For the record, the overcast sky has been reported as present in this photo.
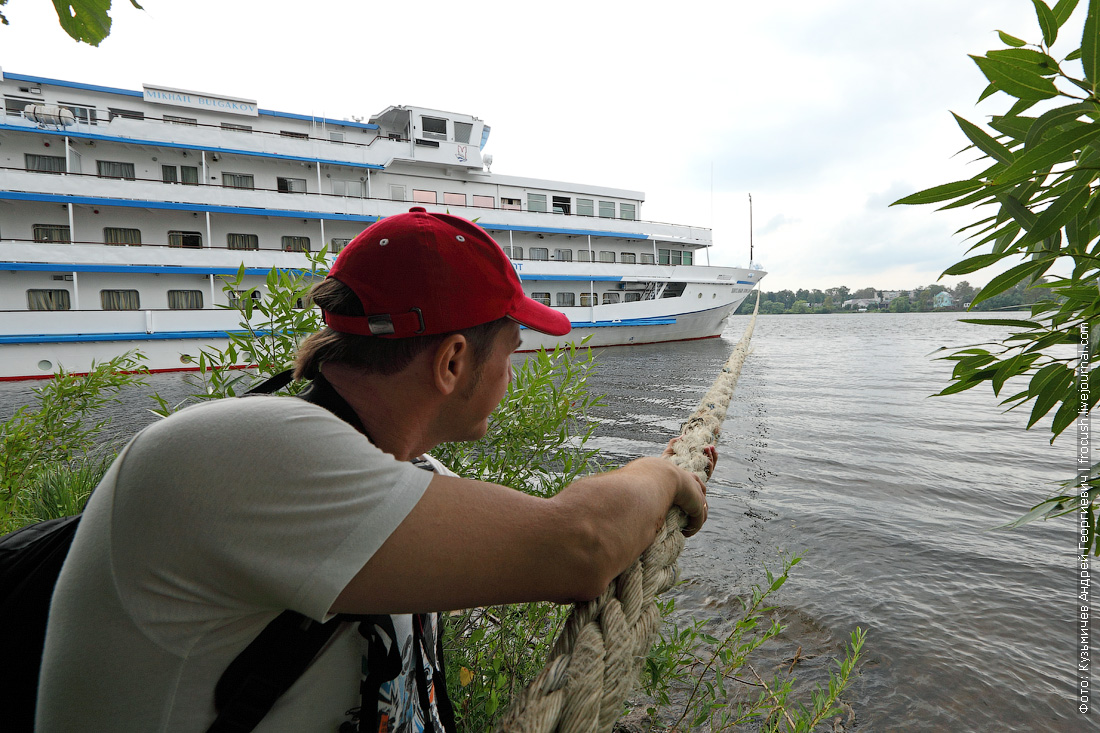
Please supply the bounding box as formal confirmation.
[0,0,1081,291]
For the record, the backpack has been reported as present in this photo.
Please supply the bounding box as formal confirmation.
[0,371,455,733]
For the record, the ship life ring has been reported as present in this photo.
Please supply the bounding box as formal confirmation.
[24,104,76,127]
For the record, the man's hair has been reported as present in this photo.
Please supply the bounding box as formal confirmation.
[294,278,512,380]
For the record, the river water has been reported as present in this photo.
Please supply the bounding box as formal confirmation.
[0,312,1086,731]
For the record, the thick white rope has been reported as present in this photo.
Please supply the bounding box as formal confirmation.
[496,298,759,733]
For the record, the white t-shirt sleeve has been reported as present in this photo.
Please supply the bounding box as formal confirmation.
[107,397,432,653]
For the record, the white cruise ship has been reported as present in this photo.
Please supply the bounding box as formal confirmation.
[0,70,765,381]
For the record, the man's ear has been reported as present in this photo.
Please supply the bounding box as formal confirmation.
[430,334,469,396]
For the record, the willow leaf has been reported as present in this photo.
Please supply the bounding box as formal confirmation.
[993,123,1100,184]
[995,192,1039,230]
[1025,103,1093,149]
[971,54,1059,100]
[942,253,1009,276]
[1031,0,1059,45]
[1054,0,1082,26]
[990,115,1037,142]
[1017,177,1095,246]
[999,30,1028,47]
[892,179,984,206]
[958,318,1042,327]
[1085,0,1100,87]
[971,260,1049,307]
[953,112,1015,164]
[988,47,1060,75]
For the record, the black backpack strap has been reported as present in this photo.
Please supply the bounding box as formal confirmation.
[242,369,296,396]
[432,613,457,733]
[207,611,345,733]
[357,615,403,733]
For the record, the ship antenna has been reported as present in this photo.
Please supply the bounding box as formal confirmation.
[748,193,754,264]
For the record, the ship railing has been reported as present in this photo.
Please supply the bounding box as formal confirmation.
[1,166,712,242]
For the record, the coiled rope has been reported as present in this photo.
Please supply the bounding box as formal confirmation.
[496,297,759,733]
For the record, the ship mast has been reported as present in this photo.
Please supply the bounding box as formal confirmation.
[748,193,754,264]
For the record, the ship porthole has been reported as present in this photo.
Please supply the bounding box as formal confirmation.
[698,292,703,298]
[37,360,53,371]
[180,354,194,364]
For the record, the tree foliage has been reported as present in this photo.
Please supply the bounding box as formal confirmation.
[893,0,1100,545]
[0,0,142,46]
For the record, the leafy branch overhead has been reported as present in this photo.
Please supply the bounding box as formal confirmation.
[893,0,1100,543]
[0,0,143,45]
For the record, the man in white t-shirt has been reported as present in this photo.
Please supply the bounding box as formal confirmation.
[37,208,710,733]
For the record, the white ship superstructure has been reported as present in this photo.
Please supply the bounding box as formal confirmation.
[0,70,765,380]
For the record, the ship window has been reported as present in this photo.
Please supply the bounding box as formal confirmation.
[531,292,551,306]
[108,108,144,121]
[181,166,199,185]
[162,165,178,183]
[168,230,203,249]
[413,189,438,204]
[577,249,591,262]
[580,292,597,307]
[506,246,523,260]
[599,251,615,263]
[278,177,307,193]
[473,195,495,208]
[27,289,71,311]
[501,197,521,211]
[624,292,642,302]
[641,252,655,264]
[228,290,262,309]
[556,292,575,307]
[164,115,197,126]
[555,249,572,262]
[33,224,71,243]
[444,192,467,206]
[280,130,309,139]
[671,250,684,265]
[227,233,259,250]
[333,180,364,197]
[223,173,255,189]
[658,248,670,265]
[25,154,65,174]
[390,185,407,201]
[222,122,252,133]
[329,131,345,142]
[97,160,136,180]
[602,293,620,305]
[61,103,97,125]
[104,227,141,246]
[527,194,547,213]
[552,196,571,215]
[620,203,636,220]
[529,247,549,261]
[598,201,615,218]
[454,121,473,144]
[330,238,353,254]
[620,253,636,264]
[661,282,687,298]
[282,235,311,252]
[577,199,594,217]
[168,290,204,309]
[100,289,140,310]
[683,251,693,265]
[422,116,447,139]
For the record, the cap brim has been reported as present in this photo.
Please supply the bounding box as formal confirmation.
[509,296,572,336]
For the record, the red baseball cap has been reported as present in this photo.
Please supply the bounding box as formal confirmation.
[323,207,571,338]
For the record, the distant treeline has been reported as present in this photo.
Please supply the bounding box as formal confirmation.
[735,279,1047,315]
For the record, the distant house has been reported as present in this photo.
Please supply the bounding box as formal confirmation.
[881,290,903,303]
[842,298,880,311]
[934,291,955,309]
